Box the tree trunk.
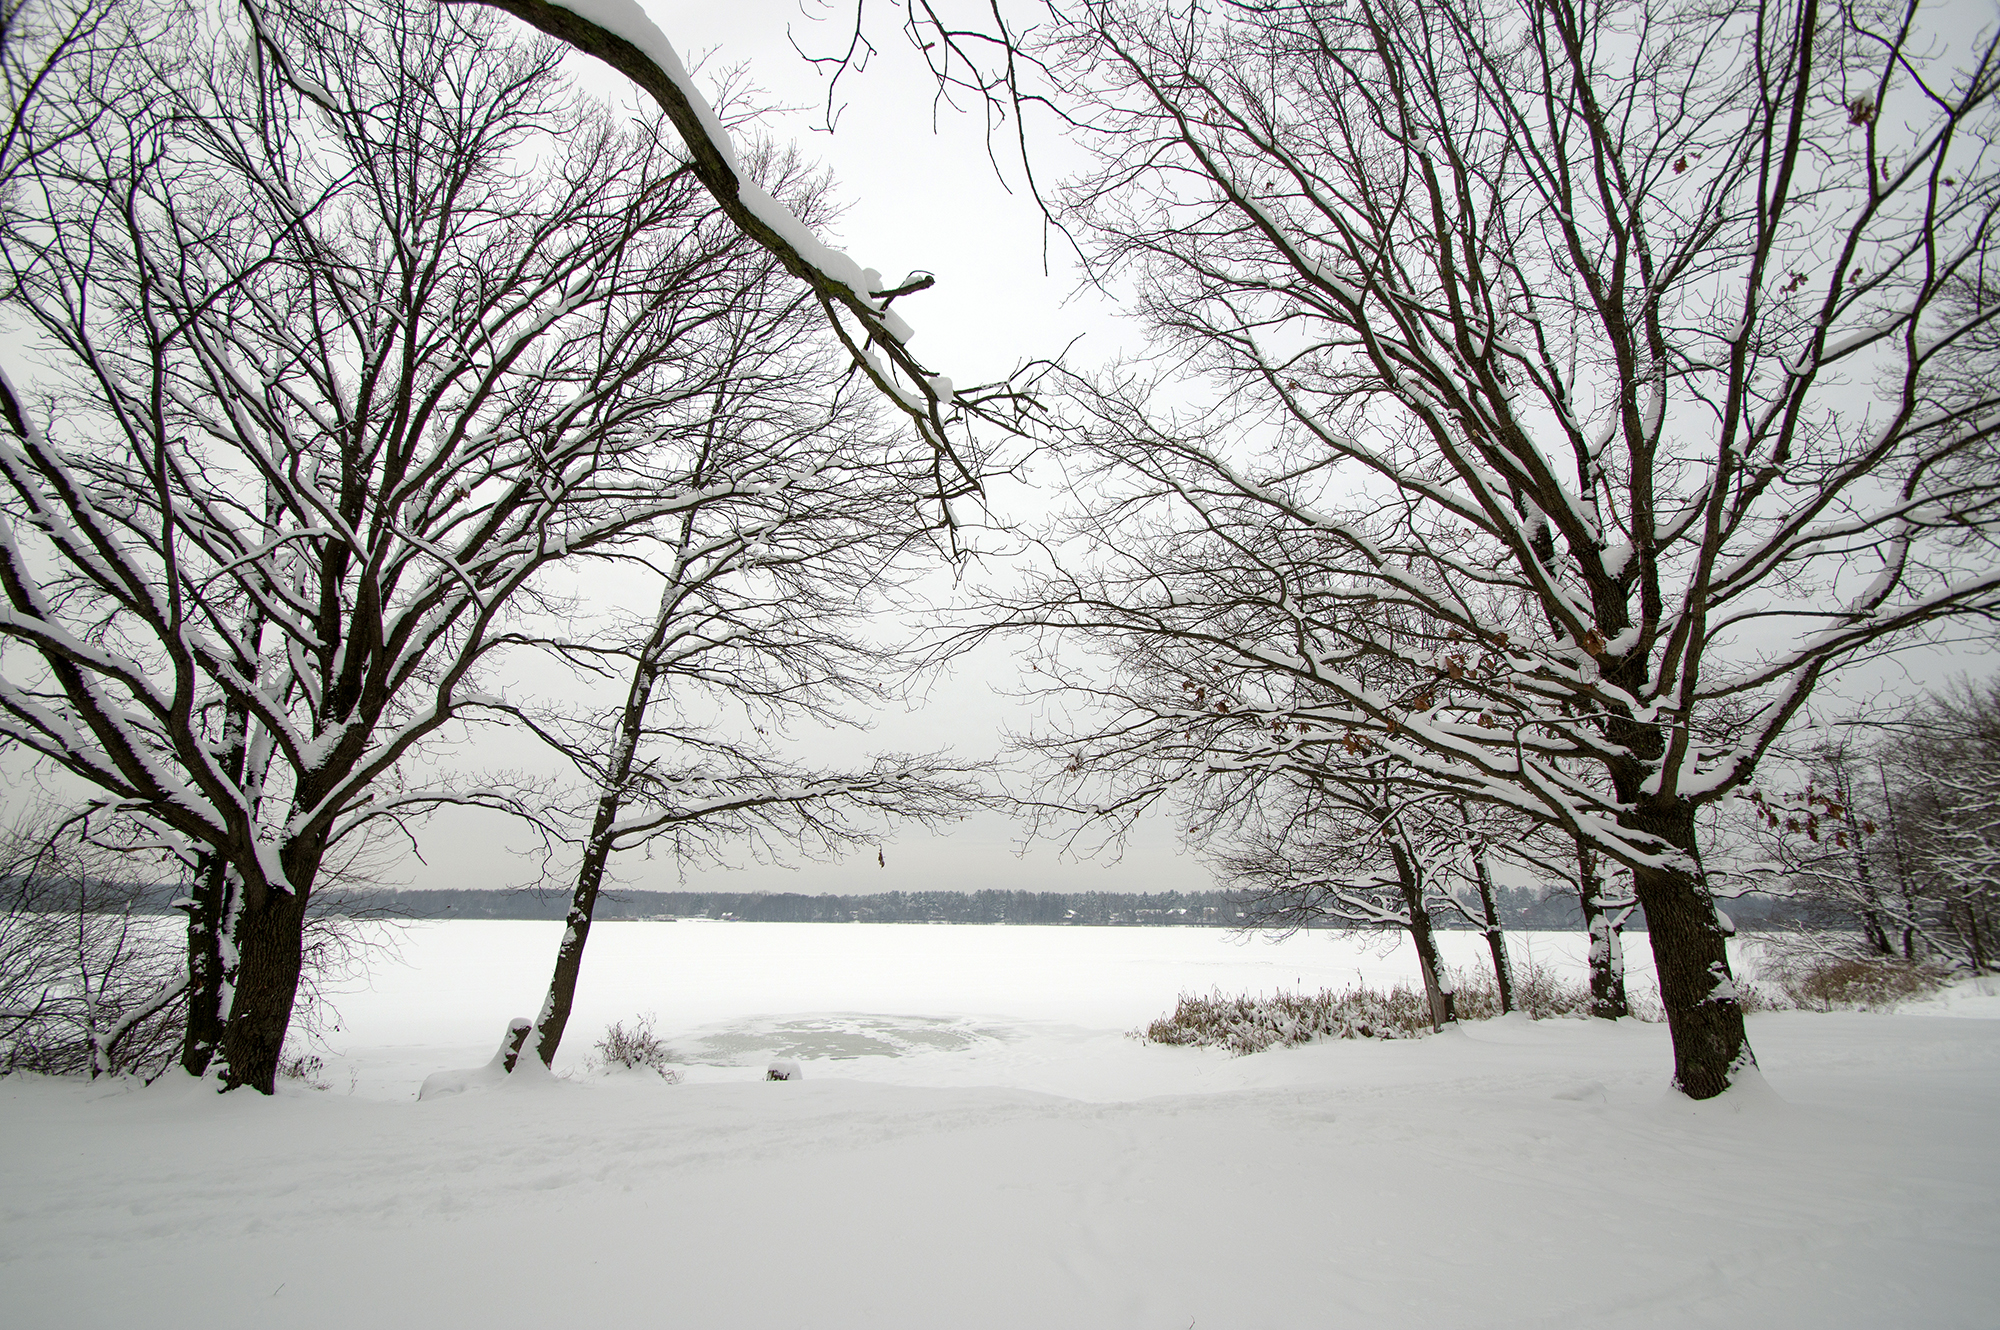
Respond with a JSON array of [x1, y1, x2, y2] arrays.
[[185, 677, 255, 1077], [1876, 760, 1922, 960], [532, 647, 663, 1067], [1390, 840, 1454, 1029], [531, 827, 614, 1068], [1472, 845, 1514, 1014], [1622, 802, 1753, 1100], [1576, 840, 1629, 1020], [180, 854, 231, 1077], [218, 888, 309, 1094]]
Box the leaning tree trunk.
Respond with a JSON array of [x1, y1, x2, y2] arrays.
[[1390, 840, 1454, 1030], [218, 884, 310, 1094], [532, 817, 619, 1069], [1575, 840, 1629, 1020], [531, 646, 663, 1068], [1471, 843, 1515, 1014], [1620, 800, 1753, 1100]]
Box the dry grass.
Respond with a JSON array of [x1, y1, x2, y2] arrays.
[[1765, 956, 1951, 1012], [1449, 959, 1599, 1021], [1137, 983, 1437, 1053], [1139, 959, 1653, 1055]]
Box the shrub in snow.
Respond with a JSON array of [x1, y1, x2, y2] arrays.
[[766, 1058, 802, 1081], [1138, 985, 1436, 1053], [1450, 961, 1612, 1021], [277, 1052, 330, 1090], [1, 832, 185, 1080], [594, 1016, 680, 1081], [1768, 956, 1951, 1012], [1141, 965, 1667, 1053]]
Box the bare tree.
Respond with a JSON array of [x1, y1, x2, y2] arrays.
[[0, 0, 865, 1091], [984, 0, 2000, 1097], [1216, 770, 1466, 1029], [1749, 681, 2000, 971], [0, 804, 186, 1080], [503, 174, 992, 1066]]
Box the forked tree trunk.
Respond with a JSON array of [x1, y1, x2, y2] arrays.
[[1575, 840, 1629, 1020], [1621, 801, 1753, 1100], [219, 886, 310, 1094]]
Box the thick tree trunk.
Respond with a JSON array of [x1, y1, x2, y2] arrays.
[[185, 681, 255, 1077], [218, 887, 309, 1094], [1575, 841, 1629, 1020], [1621, 802, 1753, 1100]]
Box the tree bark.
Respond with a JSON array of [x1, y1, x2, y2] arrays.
[[1828, 758, 1893, 955], [184, 662, 257, 1078], [179, 853, 230, 1076], [532, 645, 662, 1067], [1877, 760, 1922, 960], [1390, 839, 1454, 1030], [218, 888, 309, 1094], [1621, 802, 1753, 1100], [1575, 840, 1629, 1020], [1472, 844, 1514, 1014], [532, 829, 613, 1068]]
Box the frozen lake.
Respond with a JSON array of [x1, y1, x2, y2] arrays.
[[322, 919, 1664, 1098]]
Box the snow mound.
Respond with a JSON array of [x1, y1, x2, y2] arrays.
[[1651, 1064, 1790, 1119], [1900, 974, 2000, 1019], [418, 1017, 541, 1101]]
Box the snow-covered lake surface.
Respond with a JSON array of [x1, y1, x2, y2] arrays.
[[4, 922, 1996, 1328]]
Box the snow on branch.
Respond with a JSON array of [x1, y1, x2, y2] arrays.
[[451, 0, 1040, 524]]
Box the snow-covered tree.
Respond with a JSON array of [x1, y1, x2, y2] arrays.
[[508, 157, 989, 1066], [0, 0, 873, 1091], [987, 0, 2000, 1097], [1750, 682, 2000, 971]]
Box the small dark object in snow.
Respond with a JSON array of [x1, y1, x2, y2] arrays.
[[501, 1017, 533, 1072], [766, 1058, 802, 1081]]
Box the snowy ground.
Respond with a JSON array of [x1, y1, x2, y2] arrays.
[[3, 923, 1996, 1328]]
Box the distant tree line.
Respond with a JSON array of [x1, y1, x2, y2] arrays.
[[234, 884, 1795, 930], [10, 873, 1830, 935]]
